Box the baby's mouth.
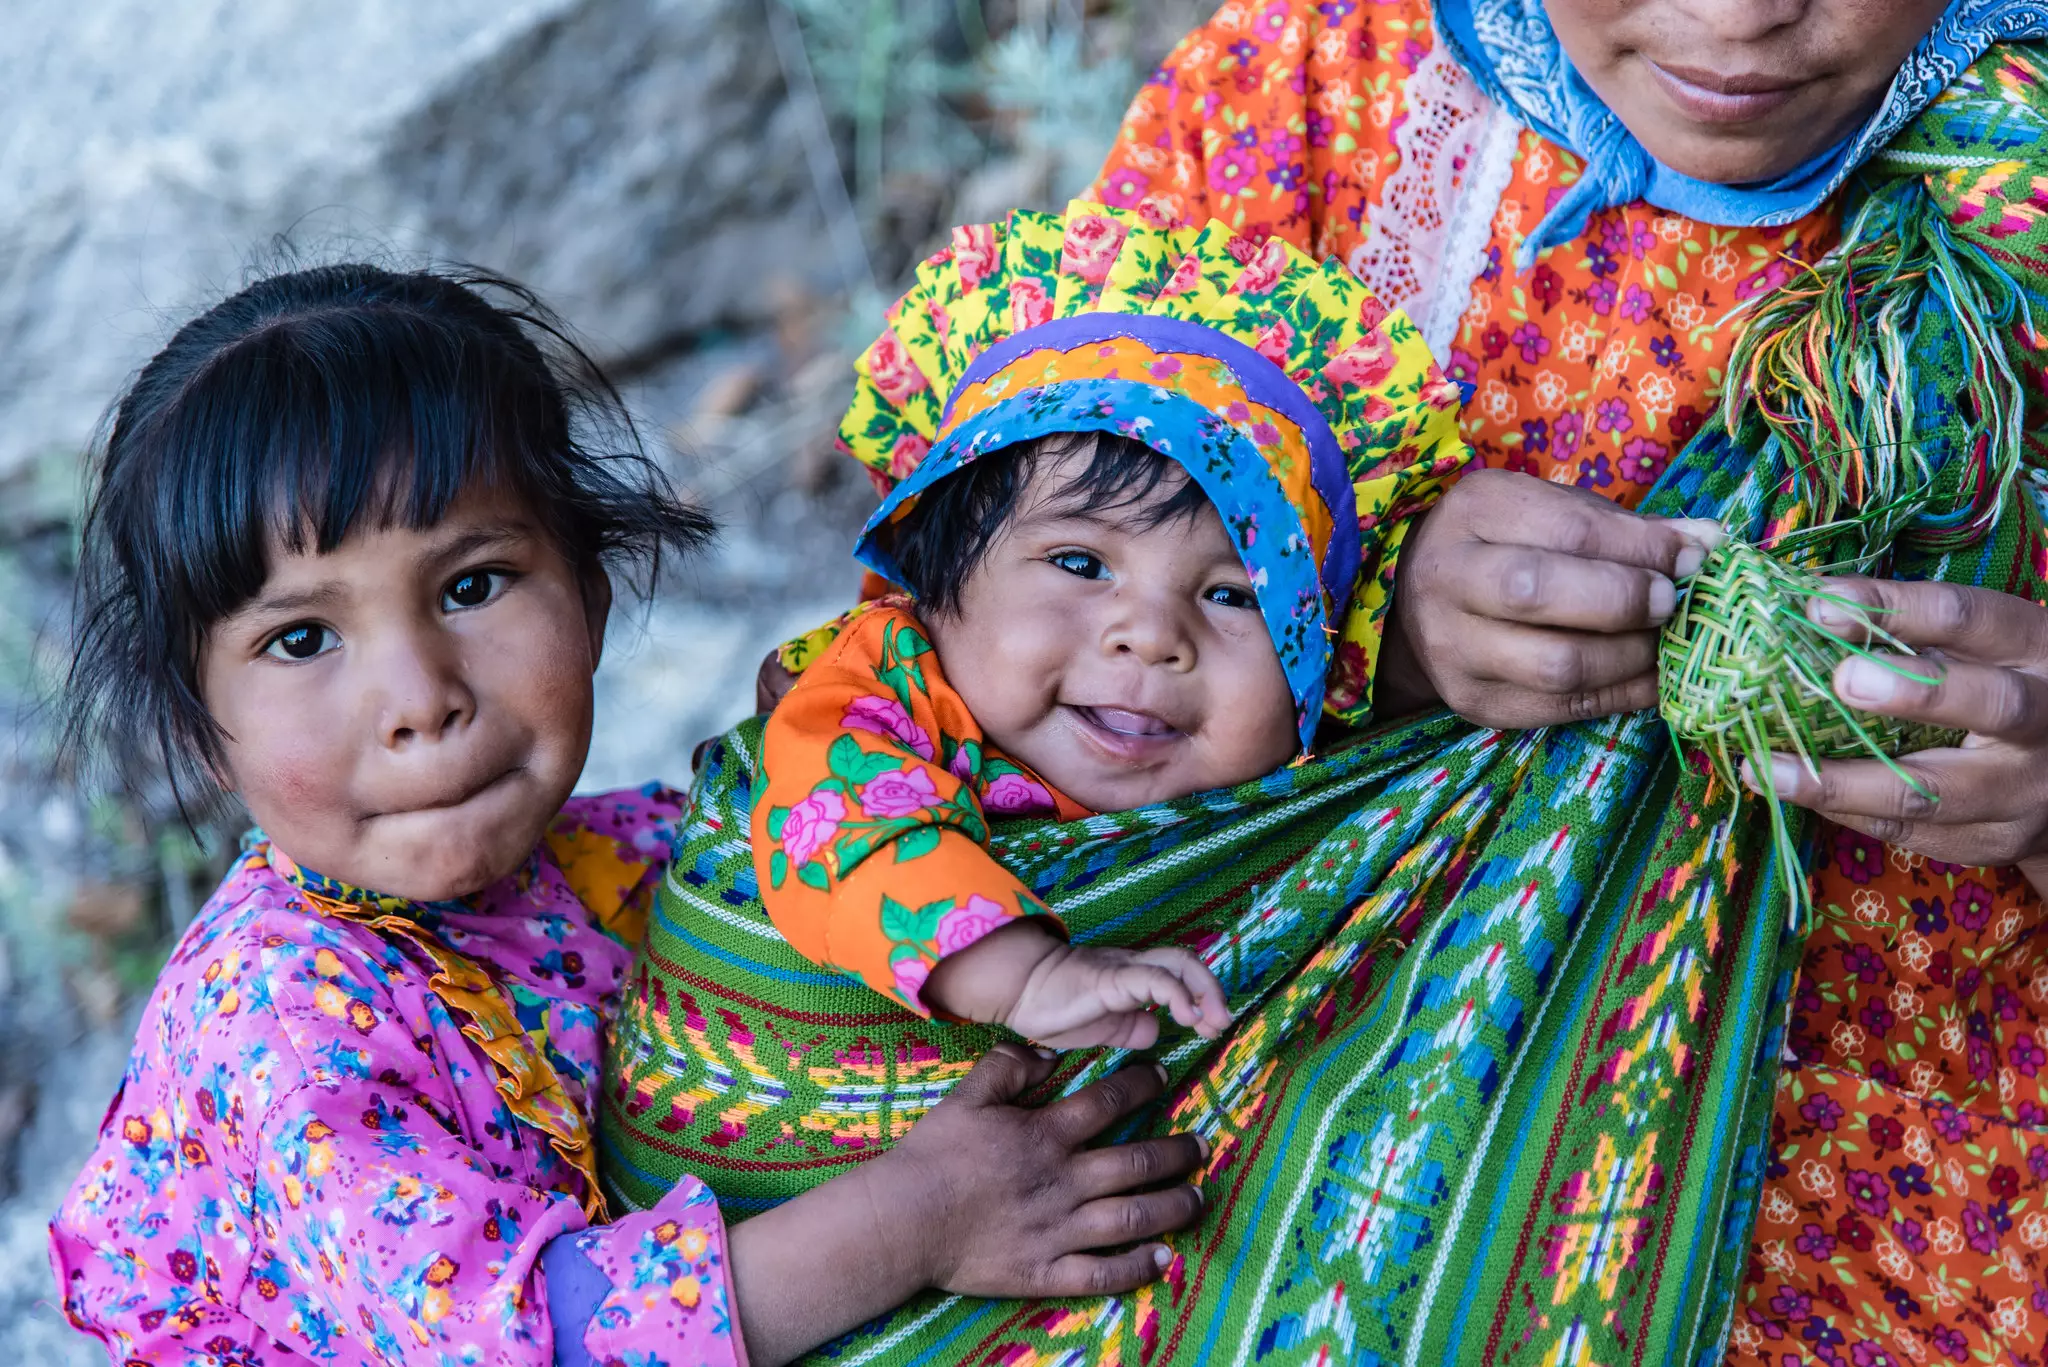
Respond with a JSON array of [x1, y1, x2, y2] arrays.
[[1068, 704, 1186, 757]]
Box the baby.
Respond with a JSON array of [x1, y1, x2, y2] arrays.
[[749, 203, 1471, 1048]]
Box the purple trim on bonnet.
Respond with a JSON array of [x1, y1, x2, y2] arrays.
[[940, 313, 1361, 611]]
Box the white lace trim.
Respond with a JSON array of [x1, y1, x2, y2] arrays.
[[1348, 37, 1525, 362]]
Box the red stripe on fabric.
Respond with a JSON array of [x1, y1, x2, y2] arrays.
[[1481, 877, 1636, 1367], [1628, 837, 1762, 1367], [603, 1111, 879, 1173]]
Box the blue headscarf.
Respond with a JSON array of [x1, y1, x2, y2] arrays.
[[1435, 0, 2048, 263]]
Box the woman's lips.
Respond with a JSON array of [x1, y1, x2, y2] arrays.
[[1067, 704, 1184, 760], [1647, 61, 1804, 125]]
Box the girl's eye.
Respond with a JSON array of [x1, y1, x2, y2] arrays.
[[1048, 551, 1108, 580], [1206, 584, 1259, 610], [264, 624, 336, 661], [443, 570, 504, 611]]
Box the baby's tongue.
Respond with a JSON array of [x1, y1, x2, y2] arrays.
[[1090, 707, 1175, 736]]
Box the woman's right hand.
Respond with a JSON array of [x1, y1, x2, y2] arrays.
[[1376, 469, 1724, 727], [727, 1043, 1204, 1365]]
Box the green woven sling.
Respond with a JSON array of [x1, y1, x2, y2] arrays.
[[602, 45, 2048, 1367]]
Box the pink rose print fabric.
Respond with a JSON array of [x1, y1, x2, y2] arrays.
[[48, 785, 746, 1367], [753, 600, 1086, 1014]]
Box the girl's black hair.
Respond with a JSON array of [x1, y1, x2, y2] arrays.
[[65, 261, 714, 811], [887, 430, 1212, 615]]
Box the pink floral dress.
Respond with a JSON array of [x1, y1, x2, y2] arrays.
[[48, 785, 748, 1367], [754, 600, 1086, 1012]]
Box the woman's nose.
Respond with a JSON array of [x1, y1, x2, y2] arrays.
[[1662, 0, 1807, 44], [371, 630, 476, 747]]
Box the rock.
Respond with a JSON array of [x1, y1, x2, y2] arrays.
[[365, 0, 826, 366], [0, 0, 824, 480]]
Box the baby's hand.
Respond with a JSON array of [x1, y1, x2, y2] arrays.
[[922, 921, 1231, 1050]]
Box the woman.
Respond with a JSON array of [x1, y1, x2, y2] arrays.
[[1092, 0, 2048, 1359]]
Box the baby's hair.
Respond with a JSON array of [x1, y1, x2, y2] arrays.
[[65, 261, 713, 813], [889, 431, 1211, 616]]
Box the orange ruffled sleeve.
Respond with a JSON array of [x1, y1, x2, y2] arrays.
[[751, 601, 1072, 1014]]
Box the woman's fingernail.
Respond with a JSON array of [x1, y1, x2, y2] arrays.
[[1838, 657, 1897, 705], [1153, 1245, 1173, 1269], [1742, 757, 1801, 794], [1674, 545, 1705, 581], [1033, 1046, 1057, 1060], [1649, 574, 1677, 621], [1195, 1134, 1211, 1162], [1810, 597, 1856, 630], [1154, 1062, 1170, 1084]]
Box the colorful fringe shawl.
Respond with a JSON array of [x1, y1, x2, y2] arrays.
[[601, 46, 2048, 1367]]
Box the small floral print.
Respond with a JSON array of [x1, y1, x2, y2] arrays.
[[1845, 1168, 1891, 1218], [1594, 397, 1633, 435], [1509, 321, 1550, 363], [1801, 1093, 1845, 1130], [1952, 881, 1993, 932], [1553, 410, 1584, 459], [1617, 437, 1667, 484], [1834, 828, 1883, 884]]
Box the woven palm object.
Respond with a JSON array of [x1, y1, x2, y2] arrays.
[[1658, 540, 1963, 794]]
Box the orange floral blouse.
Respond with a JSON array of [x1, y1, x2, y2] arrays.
[[1093, 2, 2048, 1363], [751, 600, 1084, 1014]]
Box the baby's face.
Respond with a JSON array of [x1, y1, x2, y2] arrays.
[[925, 451, 1299, 812], [198, 485, 608, 902]]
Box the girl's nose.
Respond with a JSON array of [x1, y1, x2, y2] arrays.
[[372, 630, 477, 747]]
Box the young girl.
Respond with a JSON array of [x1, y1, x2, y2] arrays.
[[46, 263, 1207, 1367], [748, 205, 1472, 1046]]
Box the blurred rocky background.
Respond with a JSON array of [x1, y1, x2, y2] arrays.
[[0, 0, 1210, 1353]]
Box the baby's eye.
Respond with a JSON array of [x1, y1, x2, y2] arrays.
[[1048, 551, 1109, 580], [1206, 583, 1259, 610], [442, 570, 506, 611], [264, 624, 337, 662]]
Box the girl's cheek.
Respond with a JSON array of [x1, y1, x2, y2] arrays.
[[231, 717, 354, 820]]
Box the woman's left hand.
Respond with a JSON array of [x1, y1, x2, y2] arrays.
[[1746, 578, 2048, 892]]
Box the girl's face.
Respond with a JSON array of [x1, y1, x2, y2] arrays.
[[925, 450, 1299, 812], [198, 484, 610, 902], [1545, 0, 1945, 185]]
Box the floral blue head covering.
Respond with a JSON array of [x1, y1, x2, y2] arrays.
[[1436, 0, 2048, 263]]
